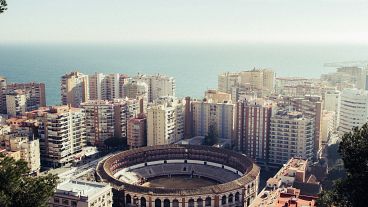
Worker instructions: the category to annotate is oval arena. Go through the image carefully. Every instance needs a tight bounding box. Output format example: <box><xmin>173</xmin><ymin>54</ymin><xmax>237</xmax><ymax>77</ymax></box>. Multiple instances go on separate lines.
<box><xmin>96</xmin><ymin>145</ymin><xmax>260</xmax><ymax>207</ymax></box>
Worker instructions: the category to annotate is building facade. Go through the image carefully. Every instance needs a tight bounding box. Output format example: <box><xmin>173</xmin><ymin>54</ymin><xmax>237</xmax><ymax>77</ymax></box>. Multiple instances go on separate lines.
<box><xmin>61</xmin><ymin>71</ymin><xmax>89</xmax><ymax>107</ymax></box>
<box><xmin>49</xmin><ymin>179</ymin><xmax>112</xmax><ymax>207</ymax></box>
<box><xmin>339</xmin><ymin>88</ymin><xmax>368</xmax><ymax>137</ymax></box>
<box><xmin>147</xmin><ymin>97</ymin><xmax>184</xmax><ymax>146</ymax></box>
<box><xmin>31</xmin><ymin>106</ymin><xmax>86</xmax><ymax>167</ymax></box>
<box><xmin>235</xmin><ymin>98</ymin><xmax>273</xmax><ymax>162</ymax></box>
<box><xmin>81</xmin><ymin>99</ymin><xmax>140</xmax><ymax>146</ymax></box>
<box><xmin>269</xmin><ymin>111</ymin><xmax>314</xmax><ymax>165</ymax></box>
<box><xmin>133</xmin><ymin>74</ymin><xmax>175</xmax><ymax>102</ymax></box>
<box><xmin>127</xmin><ymin>113</ymin><xmax>147</xmax><ymax>149</ymax></box>
<box><xmin>191</xmin><ymin>99</ymin><xmax>234</xmax><ymax>140</ymax></box>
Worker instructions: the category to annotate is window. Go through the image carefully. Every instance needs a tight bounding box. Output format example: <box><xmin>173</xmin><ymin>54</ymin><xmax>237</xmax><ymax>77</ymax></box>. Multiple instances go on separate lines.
<box><xmin>54</xmin><ymin>197</ymin><xmax>60</xmax><ymax>203</ymax></box>
<box><xmin>71</xmin><ymin>201</ymin><xmax>77</xmax><ymax>207</ymax></box>
<box><xmin>62</xmin><ymin>199</ymin><xmax>69</xmax><ymax>205</ymax></box>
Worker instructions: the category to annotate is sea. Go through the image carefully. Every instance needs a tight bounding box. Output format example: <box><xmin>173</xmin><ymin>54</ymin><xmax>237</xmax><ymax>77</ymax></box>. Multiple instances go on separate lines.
<box><xmin>1</xmin><ymin>43</ymin><xmax>368</xmax><ymax>105</ymax></box>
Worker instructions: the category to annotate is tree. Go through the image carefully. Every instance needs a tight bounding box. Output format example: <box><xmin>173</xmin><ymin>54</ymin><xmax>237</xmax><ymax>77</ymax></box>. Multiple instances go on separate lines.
<box><xmin>0</xmin><ymin>155</ymin><xmax>58</xmax><ymax>207</ymax></box>
<box><xmin>203</xmin><ymin>124</ymin><xmax>219</xmax><ymax>146</ymax></box>
<box><xmin>104</xmin><ymin>136</ymin><xmax>127</xmax><ymax>150</ymax></box>
<box><xmin>0</xmin><ymin>0</ymin><xmax>7</xmax><ymax>13</ymax></box>
<box><xmin>317</xmin><ymin>123</ymin><xmax>368</xmax><ymax>207</ymax></box>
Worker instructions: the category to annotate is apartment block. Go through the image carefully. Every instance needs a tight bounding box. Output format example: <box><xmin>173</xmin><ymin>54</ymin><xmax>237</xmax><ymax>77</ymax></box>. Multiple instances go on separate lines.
<box><xmin>81</xmin><ymin>99</ymin><xmax>140</xmax><ymax>146</ymax></box>
<box><xmin>269</xmin><ymin>111</ymin><xmax>314</xmax><ymax>165</ymax></box>
<box><xmin>61</xmin><ymin>71</ymin><xmax>89</xmax><ymax>107</ymax></box>
<box><xmin>147</xmin><ymin>97</ymin><xmax>184</xmax><ymax>146</ymax></box>
<box><xmin>191</xmin><ymin>99</ymin><xmax>234</xmax><ymax>140</ymax></box>
<box><xmin>218</xmin><ymin>72</ymin><xmax>240</xmax><ymax>94</ymax></box>
<box><xmin>323</xmin><ymin>90</ymin><xmax>341</xmax><ymax>130</ymax></box>
<box><xmin>0</xmin><ymin>79</ymin><xmax>46</xmax><ymax>114</ymax></box>
<box><xmin>339</xmin><ymin>88</ymin><xmax>368</xmax><ymax>137</ymax></box>
<box><xmin>127</xmin><ymin>113</ymin><xmax>147</xmax><ymax>149</ymax></box>
<box><xmin>6</xmin><ymin>89</ymin><xmax>27</xmax><ymax>116</ymax></box>
<box><xmin>235</xmin><ymin>98</ymin><xmax>273</xmax><ymax>162</ymax></box>
<box><xmin>31</xmin><ymin>106</ymin><xmax>86</xmax><ymax>167</ymax></box>
<box><xmin>4</xmin><ymin>134</ymin><xmax>41</xmax><ymax>173</ymax></box>
<box><xmin>132</xmin><ymin>74</ymin><xmax>175</xmax><ymax>102</ymax></box>
<box><xmin>88</xmin><ymin>72</ymin><xmax>128</xmax><ymax>100</ymax></box>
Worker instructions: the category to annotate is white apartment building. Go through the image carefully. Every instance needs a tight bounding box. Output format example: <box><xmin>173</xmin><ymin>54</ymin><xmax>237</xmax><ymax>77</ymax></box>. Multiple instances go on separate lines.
<box><xmin>81</xmin><ymin>99</ymin><xmax>140</xmax><ymax>146</ymax></box>
<box><xmin>147</xmin><ymin>97</ymin><xmax>184</xmax><ymax>146</ymax></box>
<box><xmin>339</xmin><ymin>88</ymin><xmax>368</xmax><ymax>137</ymax></box>
<box><xmin>61</xmin><ymin>72</ymin><xmax>89</xmax><ymax>108</ymax></box>
<box><xmin>191</xmin><ymin>99</ymin><xmax>234</xmax><ymax>140</ymax></box>
<box><xmin>321</xmin><ymin>111</ymin><xmax>335</xmax><ymax>148</ymax></box>
<box><xmin>33</xmin><ymin>106</ymin><xmax>86</xmax><ymax>167</ymax></box>
<box><xmin>133</xmin><ymin>74</ymin><xmax>175</xmax><ymax>102</ymax></box>
<box><xmin>269</xmin><ymin>111</ymin><xmax>314</xmax><ymax>165</ymax></box>
<box><xmin>49</xmin><ymin>179</ymin><xmax>113</xmax><ymax>207</ymax></box>
<box><xmin>324</xmin><ymin>90</ymin><xmax>341</xmax><ymax>130</ymax></box>
<box><xmin>88</xmin><ymin>72</ymin><xmax>128</xmax><ymax>100</ymax></box>
<box><xmin>6</xmin><ymin>90</ymin><xmax>27</xmax><ymax>116</ymax></box>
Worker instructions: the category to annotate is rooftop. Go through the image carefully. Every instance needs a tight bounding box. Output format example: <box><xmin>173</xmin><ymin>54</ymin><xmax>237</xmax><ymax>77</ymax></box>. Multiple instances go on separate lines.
<box><xmin>56</xmin><ymin>179</ymin><xmax>110</xmax><ymax>199</ymax></box>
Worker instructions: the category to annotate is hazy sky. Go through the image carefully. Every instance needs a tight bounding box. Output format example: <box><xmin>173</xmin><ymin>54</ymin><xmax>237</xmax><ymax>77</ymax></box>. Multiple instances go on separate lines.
<box><xmin>1</xmin><ymin>0</ymin><xmax>368</xmax><ymax>44</ymax></box>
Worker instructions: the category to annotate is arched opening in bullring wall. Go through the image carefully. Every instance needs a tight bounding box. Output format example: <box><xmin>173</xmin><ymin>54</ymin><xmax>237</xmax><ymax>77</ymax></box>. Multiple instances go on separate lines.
<box><xmin>235</xmin><ymin>192</ymin><xmax>240</xmax><ymax>202</ymax></box>
<box><xmin>205</xmin><ymin>197</ymin><xmax>211</xmax><ymax>207</ymax></box>
<box><xmin>228</xmin><ymin>194</ymin><xmax>234</xmax><ymax>203</ymax></box>
<box><xmin>126</xmin><ymin>194</ymin><xmax>132</xmax><ymax>205</ymax></box>
<box><xmin>172</xmin><ymin>199</ymin><xmax>179</xmax><ymax>207</ymax></box>
<box><xmin>221</xmin><ymin>195</ymin><xmax>227</xmax><ymax>205</ymax></box>
<box><xmin>197</xmin><ymin>198</ymin><xmax>203</xmax><ymax>207</ymax></box>
<box><xmin>188</xmin><ymin>199</ymin><xmax>195</xmax><ymax>207</ymax></box>
<box><xmin>164</xmin><ymin>199</ymin><xmax>170</xmax><ymax>207</ymax></box>
<box><xmin>141</xmin><ymin>197</ymin><xmax>146</xmax><ymax>207</ymax></box>
<box><xmin>155</xmin><ymin>198</ymin><xmax>162</xmax><ymax>207</ymax></box>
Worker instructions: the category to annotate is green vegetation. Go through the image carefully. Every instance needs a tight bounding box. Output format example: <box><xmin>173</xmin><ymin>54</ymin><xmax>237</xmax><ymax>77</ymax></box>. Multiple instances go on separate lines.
<box><xmin>0</xmin><ymin>0</ymin><xmax>7</xmax><ymax>13</ymax></box>
<box><xmin>203</xmin><ymin>124</ymin><xmax>219</xmax><ymax>146</ymax></box>
<box><xmin>318</xmin><ymin>123</ymin><xmax>368</xmax><ymax>207</ymax></box>
<box><xmin>103</xmin><ymin>136</ymin><xmax>127</xmax><ymax>150</ymax></box>
<box><xmin>0</xmin><ymin>155</ymin><xmax>58</xmax><ymax>207</ymax></box>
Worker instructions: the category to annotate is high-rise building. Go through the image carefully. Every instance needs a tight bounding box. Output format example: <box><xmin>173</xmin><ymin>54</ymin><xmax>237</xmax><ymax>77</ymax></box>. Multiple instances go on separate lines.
<box><xmin>6</xmin><ymin>82</ymin><xmax>46</xmax><ymax>108</ymax></box>
<box><xmin>147</xmin><ymin>97</ymin><xmax>184</xmax><ymax>146</ymax></box>
<box><xmin>127</xmin><ymin>113</ymin><xmax>147</xmax><ymax>149</ymax></box>
<box><xmin>6</xmin><ymin>89</ymin><xmax>27</xmax><ymax>116</ymax></box>
<box><xmin>239</xmin><ymin>68</ymin><xmax>275</xmax><ymax>95</ymax></box>
<box><xmin>321</xmin><ymin>110</ymin><xmax>335</xmax><ymax>149</ymax></box>
<box><xmin>0</xmin><ymin>76</ymin><xmax>7</xmax><ymax>114</ymax></box>
<box><xmin>133</xmin><ymin>74</ymin><xmax>175</xmax><ymax>102</ymax></box>
<box><xmin>287</xmin><ymin>95</ymin><xmax>323</xmax><ymax>158</ymax></box>
<box><xmin>218</xmin><ymin>72</ymin><xmax>240</xmax><ymax>94</ymax></box>
<box><xmin>0</xmin><ymin>80</ymin><xmax>46</xmax><ymax>114</ymax></box>
<box><xmin>323</xmin><ymin>90</ymin><xmax>341</xmax><ymax>130</ymax></box>
<box><xmin>81</xmin><ymin>99</ymin><xmax>140</xmax><ymax>146</ymax></box>
<box><xmin>235</xmin><ymin>98</ymin><xmax>273</xmax><ymax>162</ymax></box>
<box><xmin>123</xmin><ymin>79</ymin><xmax>149</xmax><ymax>100</ymax></box>
<box><xmin>191</xmin><ymin>99</ymin><xmax>234</xmax><ymax>140</ymax></box>
<box><xmin>31</xmin><ymin>106</ymin><xmax>86</xmax><ymax>167</ymax></box>
<box><xmin>269</xmin><ymin>111</ymin><xmax>314</xmax><ymax>165</ymax></box>
<box><xmin>339</xmin><ymin>88</ymin><xmax>368</xmax><ymax>137</ymax></box>
<box><xmin>88</xmin><ymin>73</ymin><xmax>128</xmax><ymax>101</ymax></box>
<box><xmin>61</xmin><ymin>71</ymin><xmax>89</xmax><ymax>107</ymax></box>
